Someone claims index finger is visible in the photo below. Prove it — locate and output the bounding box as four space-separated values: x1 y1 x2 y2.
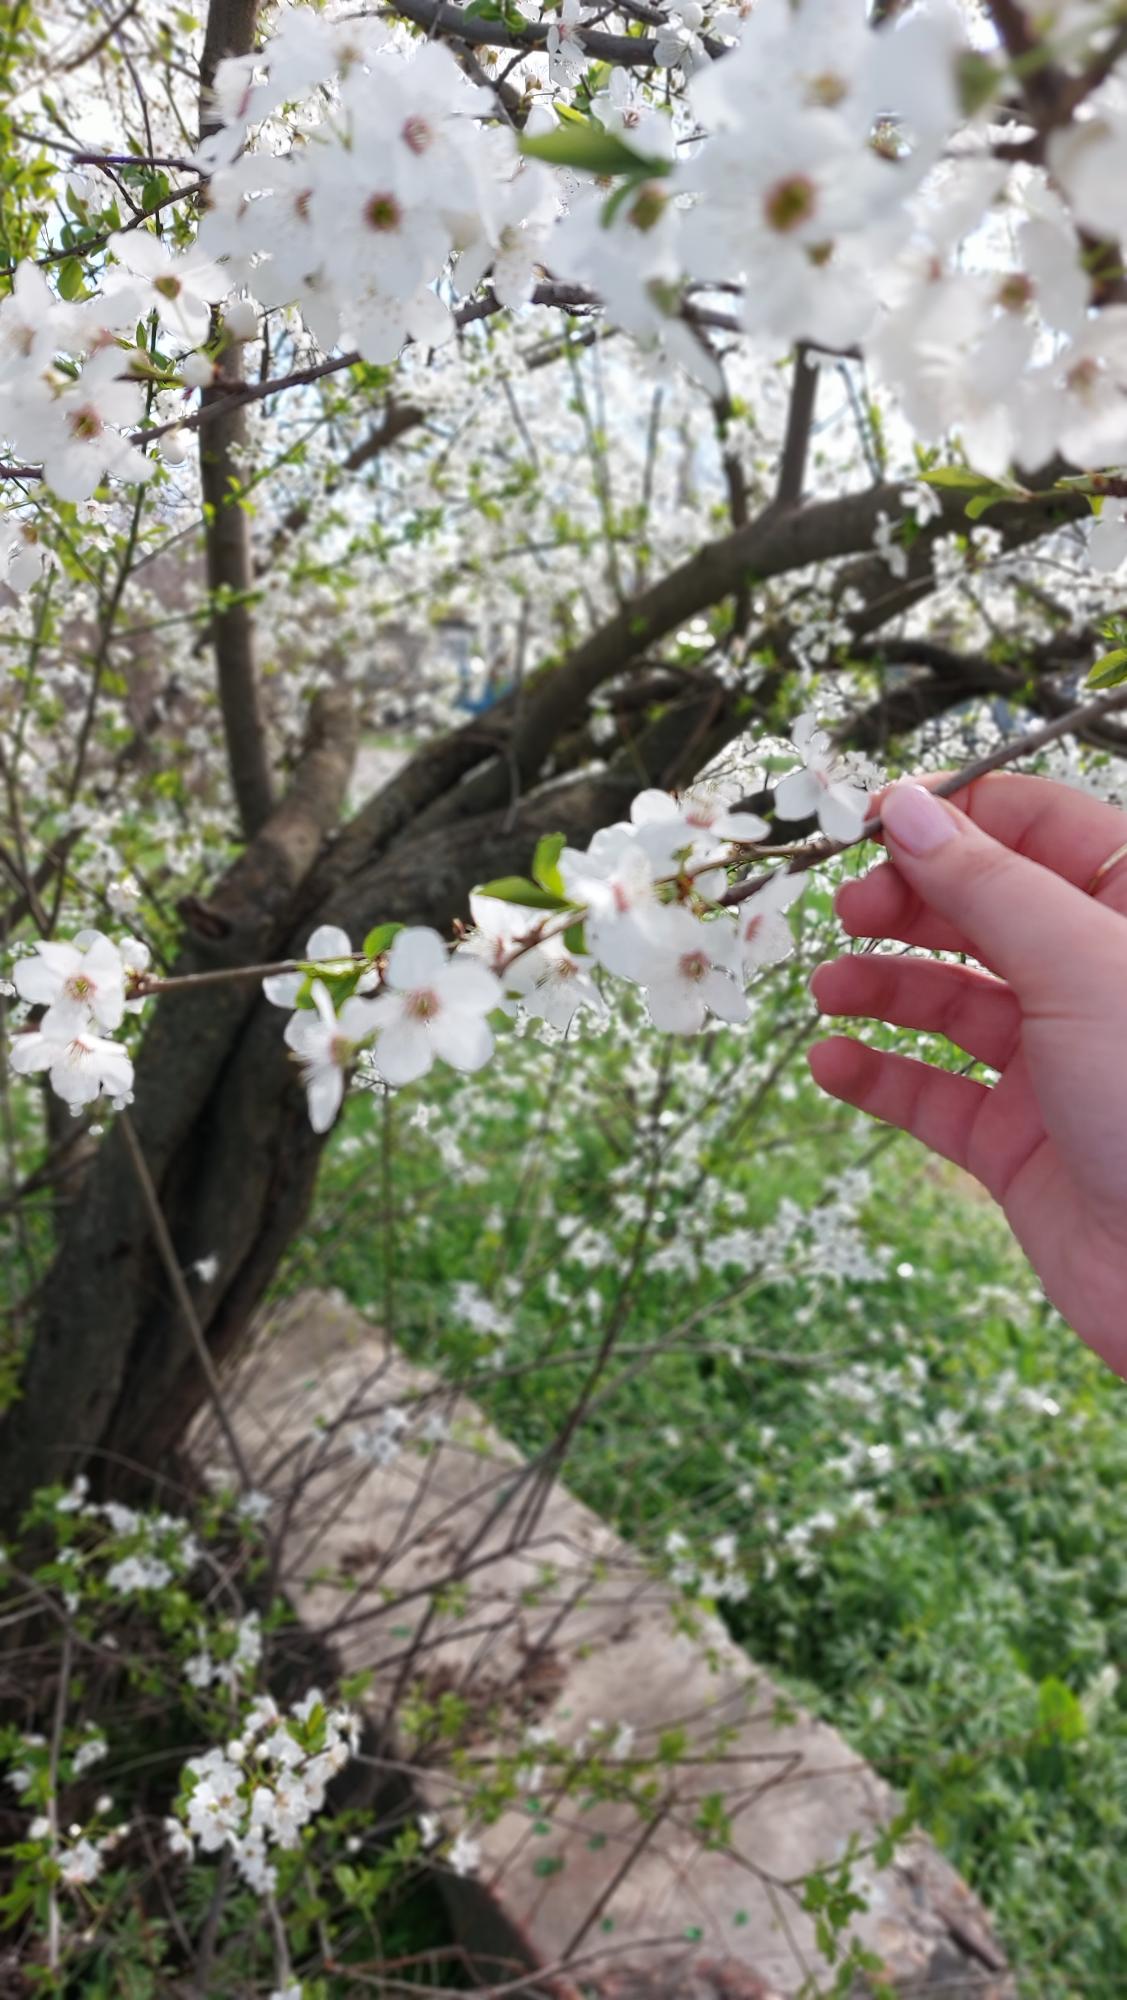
914 771 1127 905
838 771 1127 960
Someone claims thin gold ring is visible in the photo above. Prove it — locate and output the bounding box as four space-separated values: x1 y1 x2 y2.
1086 837 1127 898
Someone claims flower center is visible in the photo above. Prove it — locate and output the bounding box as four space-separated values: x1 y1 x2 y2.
1068 356 1100 397
807 70 846 107
402 115 433 154
329 1033 352 1067
294 187 313 221
69 406 103 442
407 988 440 1021
65 973 94 1001
997 272 1033 313
364 191 403 233
763 173 817 235
679 950 709 983
154 274 182 300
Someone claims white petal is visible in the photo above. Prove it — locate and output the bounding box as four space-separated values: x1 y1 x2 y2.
716 810 769 843
41 996 94 1040
338 996 382 1040
9 1030 53 1075
629 789 680 828
773 769 821 822
284 1012 329 1058
819 785 869 842
375 1019 433 1086
644 982 706 1035
49 1057 103 1107
434 959 502 1014
430 1011 494 1072
13 944 75 1004
306 924 352 961
387 927 447 991
702 968 749 1023
263 972 303 1008
308 978 337 1027
307 1065 343 1133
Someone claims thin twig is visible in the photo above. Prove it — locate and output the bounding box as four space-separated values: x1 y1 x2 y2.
722 678 1127 907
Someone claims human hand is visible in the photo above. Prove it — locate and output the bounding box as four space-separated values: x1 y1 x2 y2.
808 773 1127 1377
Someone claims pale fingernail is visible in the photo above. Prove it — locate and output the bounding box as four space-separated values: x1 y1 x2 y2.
880 783 959 858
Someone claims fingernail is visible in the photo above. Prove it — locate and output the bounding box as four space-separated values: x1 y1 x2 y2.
880 783 959 858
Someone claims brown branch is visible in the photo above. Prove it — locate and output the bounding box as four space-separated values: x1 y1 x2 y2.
388 0 725 65
772 344 818 511
198 0 274 840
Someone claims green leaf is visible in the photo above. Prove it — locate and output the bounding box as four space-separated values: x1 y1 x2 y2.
1086 647 1127 689
476 875 570 910
532 832 566 899
519 119 669 180
563 921 587 955
919 467 1006 492
964 492 1011 520
362 921 403 957
57 257 85 302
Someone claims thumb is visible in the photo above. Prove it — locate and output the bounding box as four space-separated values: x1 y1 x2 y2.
877 780 1126 1008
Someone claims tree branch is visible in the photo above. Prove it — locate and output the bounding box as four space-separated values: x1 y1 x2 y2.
387 0 725 66
198 0 274 840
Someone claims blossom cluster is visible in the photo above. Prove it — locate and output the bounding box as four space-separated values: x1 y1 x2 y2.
4 716 874 1134
178 1689 359 1893
9 0 1127 534
50 1474 203 1604
8 929 148 1110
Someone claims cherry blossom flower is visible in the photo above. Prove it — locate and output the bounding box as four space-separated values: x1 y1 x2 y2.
629 784 769 873
9 1025 134 1109
774 713 871 841
283 980 382 1132
736 867 804 978
448 1828 482 1875
639 907 748 1035
505 933 606 1034
369 928 501 1086
105 233 226 348
10 348 151 504
559 826 681 981
13 931 126 1034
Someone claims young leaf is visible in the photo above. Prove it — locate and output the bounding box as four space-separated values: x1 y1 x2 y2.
1086 647 1127 689
476 875 570 909
519 119 669 180
532 832 566 898
363 921 404 957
